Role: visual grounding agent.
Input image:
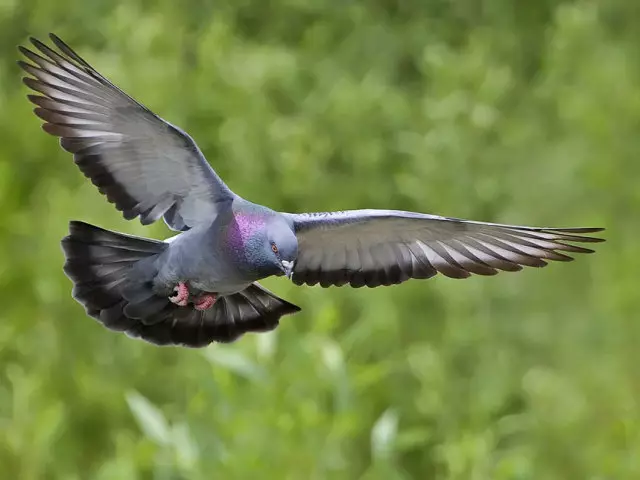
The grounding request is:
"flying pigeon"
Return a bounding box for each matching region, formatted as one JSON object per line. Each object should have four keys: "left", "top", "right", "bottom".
{"left": 17, "top": 34, "right": 605, "bottom": 347}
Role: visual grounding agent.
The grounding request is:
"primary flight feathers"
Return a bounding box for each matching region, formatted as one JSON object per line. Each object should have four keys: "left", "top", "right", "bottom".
{"left": 18, "top": 34, "right": 232, "bottom": 231}
{"left": 18, "top": 34, "right": 604, "bottom": 347}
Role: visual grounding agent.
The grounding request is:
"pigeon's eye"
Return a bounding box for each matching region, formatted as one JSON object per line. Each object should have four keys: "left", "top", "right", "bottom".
{"left": 271, "top": 243, "right": 279, "bottom": 254}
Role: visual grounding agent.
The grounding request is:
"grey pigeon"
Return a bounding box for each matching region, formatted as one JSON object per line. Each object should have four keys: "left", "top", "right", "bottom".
{"left": 18, "top": 34, "right": 605, "bottom": 347}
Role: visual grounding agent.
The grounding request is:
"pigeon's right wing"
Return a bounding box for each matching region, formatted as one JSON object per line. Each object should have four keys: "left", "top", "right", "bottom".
{"left": 285, "top": 209, "right": 604, "bottom": 287}
{"left": 19, "top": 34, "right": 234, "bottom": 231}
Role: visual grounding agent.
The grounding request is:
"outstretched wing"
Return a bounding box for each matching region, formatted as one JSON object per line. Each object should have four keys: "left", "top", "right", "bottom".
{"left": 284, "top": 210, "right": 605, "bottom": 287}
{"left": 18, "top": 34, "right": 234, "bottom": 231}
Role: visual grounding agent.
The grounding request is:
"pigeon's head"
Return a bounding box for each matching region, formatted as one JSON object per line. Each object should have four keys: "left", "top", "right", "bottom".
{"left": 226, "top": 212, "right": 298, "bottom": 279}
{"left": 265, "top": 218, "right": 298, "bottom": 278}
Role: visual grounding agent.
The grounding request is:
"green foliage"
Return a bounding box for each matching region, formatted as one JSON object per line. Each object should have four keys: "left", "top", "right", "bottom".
{"left": 0, "top": 0, "right": 638, "bottom": 478}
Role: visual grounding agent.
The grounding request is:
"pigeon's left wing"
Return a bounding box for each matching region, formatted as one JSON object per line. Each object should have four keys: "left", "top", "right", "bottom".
{"left": 284, "top": 210, "right": 605, "bottom": 287}
{"left": 18, "top": 34, "right": 235, "bottom": 231}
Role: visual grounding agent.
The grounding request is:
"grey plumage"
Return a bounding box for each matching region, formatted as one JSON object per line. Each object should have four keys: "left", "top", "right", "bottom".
{"left": 19, "top": 34, "right": 605, "bottom": 348}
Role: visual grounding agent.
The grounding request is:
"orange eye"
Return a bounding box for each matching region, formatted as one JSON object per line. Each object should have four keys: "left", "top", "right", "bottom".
{"left": 271, "top": 243, "right": 279, "bottom": 254}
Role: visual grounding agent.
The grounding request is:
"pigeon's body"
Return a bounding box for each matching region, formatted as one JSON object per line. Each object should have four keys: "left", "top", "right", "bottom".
{"left": 153, "top": 200, "right": 294, "bottom": 296}
{"left": 154, "top": 222, "right": 251, "bottom": 297}
{"left": 153, "top": 211, "right": 244, "bottom": 296}
{"left": 18, "top": 34, "right": 605, "bottom": 347}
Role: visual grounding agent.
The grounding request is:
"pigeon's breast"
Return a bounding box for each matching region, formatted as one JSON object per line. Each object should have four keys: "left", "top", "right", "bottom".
{"left": 156, "top": 227, "right": 251, "bottom": 295}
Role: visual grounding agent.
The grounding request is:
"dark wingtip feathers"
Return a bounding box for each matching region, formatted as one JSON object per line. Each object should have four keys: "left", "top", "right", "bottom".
{"left": 543, "top": 228, "right": 606, "bottom": 243}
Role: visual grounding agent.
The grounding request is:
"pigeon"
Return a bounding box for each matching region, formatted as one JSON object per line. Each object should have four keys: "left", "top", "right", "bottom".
{"left": 17, "top": 34, "right": 605, "bottom": 347}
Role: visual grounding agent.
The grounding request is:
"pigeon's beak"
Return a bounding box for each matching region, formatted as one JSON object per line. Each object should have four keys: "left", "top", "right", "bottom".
{"left": 281, "top": 260, "right": 294, "bottom": 279}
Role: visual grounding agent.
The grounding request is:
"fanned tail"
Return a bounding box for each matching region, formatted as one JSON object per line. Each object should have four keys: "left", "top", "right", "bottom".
{"left": 61, "top": 220, "right": 168, "bottom": 329}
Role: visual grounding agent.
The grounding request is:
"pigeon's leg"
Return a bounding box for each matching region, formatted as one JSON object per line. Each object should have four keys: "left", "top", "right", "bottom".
{"left": 193, "top": 293, "right": 217, "bottom": 311}
{"left": 169, "top": 281, "right": 189, "bottom": 307}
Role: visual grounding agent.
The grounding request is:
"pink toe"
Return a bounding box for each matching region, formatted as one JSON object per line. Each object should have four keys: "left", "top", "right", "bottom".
{"left": 169, "top": 295, "right": 188, "bottom": 307}
{"left": 169, "top": 281, "right": 190, "bottom": 307}
{"left": 194, "top": 294, "right": 216, "bottom": 311}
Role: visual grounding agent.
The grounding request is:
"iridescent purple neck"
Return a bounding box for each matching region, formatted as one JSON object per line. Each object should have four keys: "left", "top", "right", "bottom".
{"left": 225, "top": 212, "right": 267, "bottom": 252}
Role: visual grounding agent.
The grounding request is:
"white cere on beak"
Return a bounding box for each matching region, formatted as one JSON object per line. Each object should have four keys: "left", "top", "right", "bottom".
{"left": 281, "top": 260, "right": 294, "bottom": 279}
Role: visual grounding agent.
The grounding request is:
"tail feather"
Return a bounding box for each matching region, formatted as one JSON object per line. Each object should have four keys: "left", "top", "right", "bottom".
{"left": 61, "top": 220, "right": 301, "bottom": 347}
{"left": 123, "top": 295, "right": 170, "bottom": 321}
{"left": 62, "top": 221, "right": 167, "bottom": 321}
{"left": 65, "top": 221, "right": 166, "bottom": 252}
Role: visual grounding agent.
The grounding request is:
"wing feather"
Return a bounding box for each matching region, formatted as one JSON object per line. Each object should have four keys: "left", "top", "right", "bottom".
{"left": 19, "top": 34, "right": 234, "bottom": 231}
{"left": 284, "top": 210, "right": 605, "bottom": 287}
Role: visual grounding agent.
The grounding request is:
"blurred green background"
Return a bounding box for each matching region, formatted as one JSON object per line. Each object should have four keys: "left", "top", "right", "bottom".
{"left": 0, "top": 0, "right": 638, "bottom": 478}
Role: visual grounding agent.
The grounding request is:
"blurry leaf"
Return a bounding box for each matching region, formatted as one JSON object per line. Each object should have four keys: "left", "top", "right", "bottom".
{"left": 203, "top": 346, "right": 267, "bottom": 382}
{"left": 320, "top": 337, "right": 344, "bottom": 374}
{"left": 125, "top": 391, "right": 171, "bottom": 446}
{"left": 255, "top": 330, "right": 277, "bottom": 362}
{"left": 172, "top": 422, "right": 199, "bottom": 469}
{"left": 34, "top": 402, "right": 65, "bottom": 449}
{"left": 371, "top": 408, "right": 398, "bottom": 461}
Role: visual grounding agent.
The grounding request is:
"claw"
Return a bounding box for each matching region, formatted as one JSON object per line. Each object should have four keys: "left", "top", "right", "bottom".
{"left": 169, "top": 281, "right": 189, "bottom": 307}
{"left": 194, "top": 293, "right": 217, "bottom": 311}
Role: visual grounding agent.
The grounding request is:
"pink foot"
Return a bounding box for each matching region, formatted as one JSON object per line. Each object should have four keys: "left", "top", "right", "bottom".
{"left": 194, "top": 293, "right": 217, "bottom": 311}
{"left": 169, "top": 281, "right": 189, "bottom": 307}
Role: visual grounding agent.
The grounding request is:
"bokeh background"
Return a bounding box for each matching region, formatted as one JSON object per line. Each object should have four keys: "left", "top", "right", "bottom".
{"left": 0, "top": 0, "right": 638, "bottom": 478}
